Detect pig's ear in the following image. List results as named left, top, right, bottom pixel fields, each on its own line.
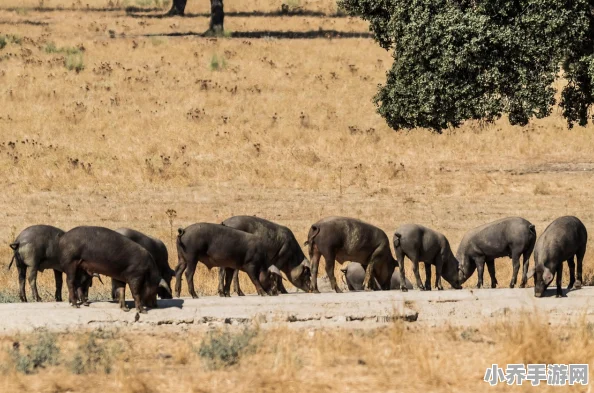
left=268, top=265, right=285, bottom=280
left=543, top=268, right=554, bottom=285
left=159, top=278, right=172, bottom=294
left=527, top=266, right=536, bottom=279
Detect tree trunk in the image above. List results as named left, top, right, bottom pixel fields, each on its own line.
left=208, top=0, right=224, bottom=34
left=167, top=0, right=186, bottom=16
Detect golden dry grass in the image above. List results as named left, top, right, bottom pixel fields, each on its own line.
left=1, top=0, right=594, bottom=300
left=0, top=314, right=592, bottom=393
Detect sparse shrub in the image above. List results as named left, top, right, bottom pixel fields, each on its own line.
left=582, top=271, right=594, bottom=286
left=44, top=42, right=59, bottom=53
left=151, top=37, right=166, bottom=46
left=136, top=0, right=157, bottom=7
left=533, top=182, right=551, bottom=195
left=196, top=327, right=258, bottom=369
left=44, top=43, right=85, bottom=72
left=9, top=35, right=22, bottom=45
left=43, top=43, right=81, bottom=56
left=10, top=329, right=60, bottom=374
left=69, top=330, right=121, bottom=374
left=0, top=291, right=20, bottom=303
left=281, top=0, right=301, bottom=13
left=65, top=53, right=85, bottom=72
left=0, top=34, right=22, bottom=49
left=210, top=54, right=226, bottom=71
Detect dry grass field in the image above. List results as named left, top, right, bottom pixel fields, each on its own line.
left=0, top=314, right=592, bottom=393
left=1, top=1, right=594, bottom=391
left=1, top=0, right=593, bottom=299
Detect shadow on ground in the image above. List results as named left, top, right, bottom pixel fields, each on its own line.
left=0, top=19, right=49, bottom=26
left=537, top=287, right=581, bottom=298
left=158, top=298, right=185, bottom=309
left=144, top=30, right=373, bottom=39
left=109, top=298, right=185, bottom=309
left=2, top=6, right=162, bottom=13
left=128, top=10, right=349, bottom=19
left=1, top=7, right=348, bottom=18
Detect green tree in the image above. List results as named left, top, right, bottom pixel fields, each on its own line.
left=339, top=0, right=594, bottom=131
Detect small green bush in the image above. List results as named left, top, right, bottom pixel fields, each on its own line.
left=136, top=0, right=152, bottom=7
left=0, top=34, right=23, bottom=50
left=44, top=43, right=84, bottom=72
left=10, top=330, right=60, bottom=374
left=45, top=42, right=81, bottom=55
left=196, top=327, right=258, bottom=369
left=150, top=37, right=166, bottom=46
left=68, top=330, right=121, bottom=374
left=65, top=53, right=85, bottom=72
left=210, top=54, right=227, bottom=71
left=7, top=34, right=22, bottom=45
left=44, top=42, right=59, bottom=53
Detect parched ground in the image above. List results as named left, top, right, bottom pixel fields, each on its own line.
left=0, top=287, right=594, bottom=333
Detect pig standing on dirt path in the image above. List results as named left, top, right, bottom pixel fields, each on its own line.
left=529, top=216, right=587, bottom=298
left=9, top=225, right=65, bottom=302
left=457, top=217, right=536, bottom=289
left=218, top=216, right=311, bottom=296
left=340, top=262, right=413, bottom=291
left=60, top=226, right=171, bottom=313
left=393, top=224, right=463, bottom=291
left=113, top=228, right=175, bottom=307
left=175, top=223, right=282, bottom=298
left=305, top=217, right=396, bottom=293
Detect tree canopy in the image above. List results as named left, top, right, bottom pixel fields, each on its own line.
left=338, top=0, right=594, bottom=131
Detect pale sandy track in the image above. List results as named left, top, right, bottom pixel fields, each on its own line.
left=0, top=287, right=593, bottom=333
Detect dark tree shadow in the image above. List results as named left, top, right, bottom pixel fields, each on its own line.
left=128, top=10, right=350, bottom=19
left=0, top=19, right=49, bottom=26
left=1, top=6, right=348, bottom=18
left=144, top=29, right=373, bottom=39
left=2, top=6, right=163, bottom=13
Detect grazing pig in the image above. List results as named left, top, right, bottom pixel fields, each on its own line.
left=9, top=225, right=65, bottom=302
left=174, top=223, right=281, bottom=298
left=60, top=226, right=171, bottom=313
left=394, top=224, right=463, bottom=291
left=113, top=228, right=174, bottom=306
left=305, top=217, right=396, bottom=293
left=529, top=216, right=587, bottom=298
left=218, top=216, right=311, bottom=296
left=340, top=262, right=413, bottom=291
left=457, top=217, right=536, bottom=289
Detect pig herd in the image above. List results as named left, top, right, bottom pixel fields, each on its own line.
left=7, top=215, right=588, bottom=313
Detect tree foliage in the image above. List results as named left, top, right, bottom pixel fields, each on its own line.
left=339, top=0, right=594, bottom=131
